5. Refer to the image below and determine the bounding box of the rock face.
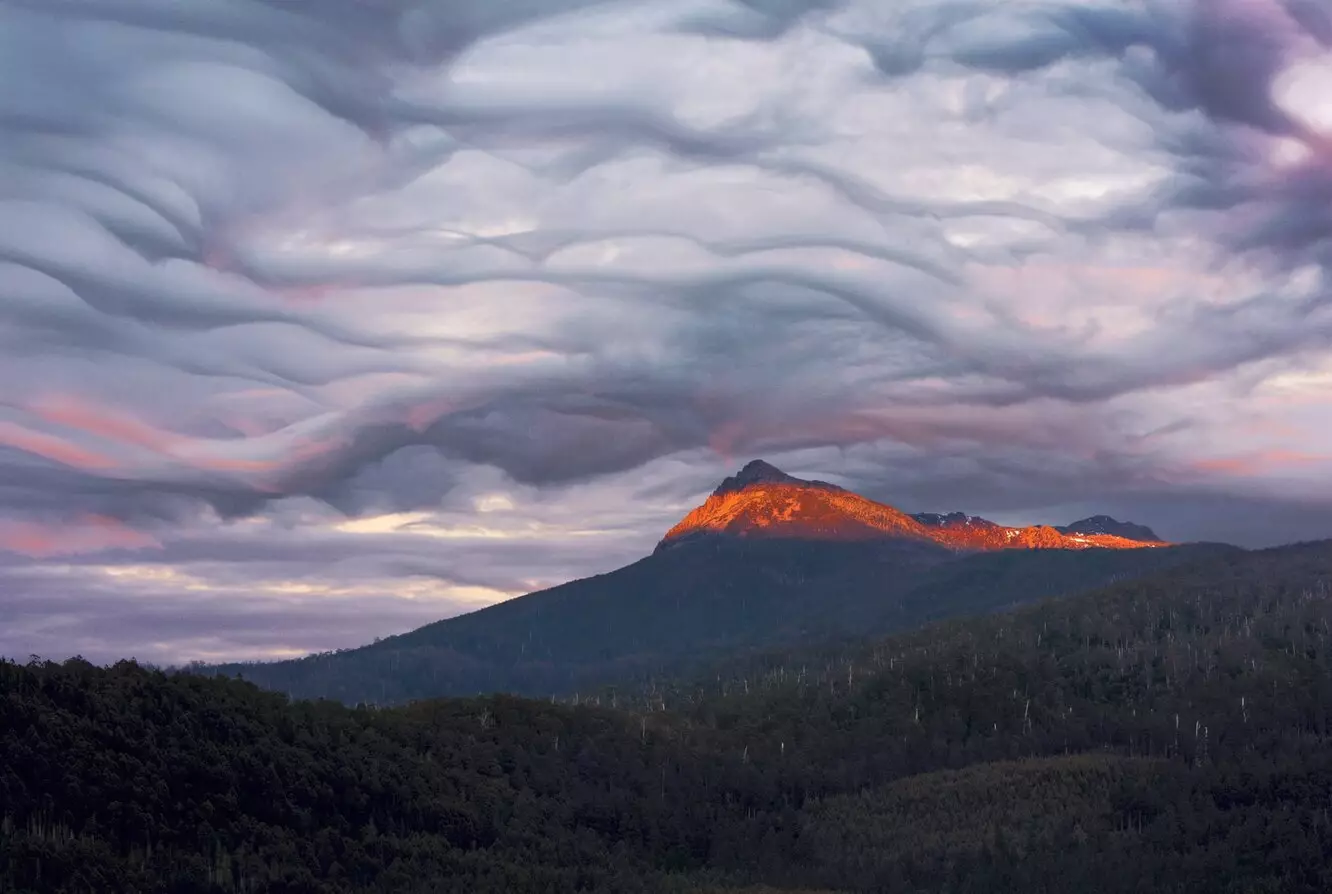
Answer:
[658,461,1166,553]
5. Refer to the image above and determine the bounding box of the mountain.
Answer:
[659,459,1165,553]
[657,461,928,551]
[1058,514,1162,542]
[912,510,1001,529]
[209,461,1223,704]
[712,458,844,495]
[13,539,1332,893]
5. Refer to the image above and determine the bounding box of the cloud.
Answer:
[0,514,162,558]
[0,461,679,663]
[2,0,1332,661]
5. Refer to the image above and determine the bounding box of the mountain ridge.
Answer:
[659,460,1166,554]
[1058,514,1162,542]
[205,460,1215,705]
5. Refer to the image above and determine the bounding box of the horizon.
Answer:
[3,0,1332,666]
[0,455,1280,669]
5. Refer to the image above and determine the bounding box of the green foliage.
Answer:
[5,540,1332,892]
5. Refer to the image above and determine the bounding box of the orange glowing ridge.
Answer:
[658,461,1168,553]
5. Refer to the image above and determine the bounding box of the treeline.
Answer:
[0,660,768,893]
[5,541,1332,891]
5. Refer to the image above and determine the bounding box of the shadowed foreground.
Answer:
[6,541,1332,892]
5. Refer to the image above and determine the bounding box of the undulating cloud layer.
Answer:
[3,0,1332,663]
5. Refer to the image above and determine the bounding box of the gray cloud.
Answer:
[2,0,1332,661]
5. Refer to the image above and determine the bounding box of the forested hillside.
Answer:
[210,540,1231,705]
[6,540,1332,893]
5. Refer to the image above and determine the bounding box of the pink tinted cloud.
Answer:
[0,514,162,558]
[406,397,457,433]
[30,395,184,454]
[0,420,119,471]
[26,393,346,482]
[195,434,343,475]
[1192,449,1327,476]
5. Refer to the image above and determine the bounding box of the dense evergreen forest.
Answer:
[6,540,1332,892]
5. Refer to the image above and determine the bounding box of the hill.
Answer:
[7,540,1332,892]
[211,461,1220,703]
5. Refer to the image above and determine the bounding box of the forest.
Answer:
[5,539,1332,892]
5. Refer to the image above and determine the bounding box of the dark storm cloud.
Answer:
[4,0,1332,661]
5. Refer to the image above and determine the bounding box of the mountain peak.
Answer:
[654,461,901,551]
[659,464,1169,554]
[712,460,843,496]
[1058,515,1162,543]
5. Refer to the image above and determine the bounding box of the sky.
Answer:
[3,0,1332,665]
